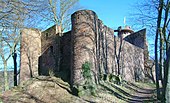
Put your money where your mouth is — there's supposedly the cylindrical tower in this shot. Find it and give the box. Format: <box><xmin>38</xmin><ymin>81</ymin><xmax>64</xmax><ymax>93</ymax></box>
<box><xmin>118</xmin><ymin>26</ymin><xmax>134</xmax><ymax>39</ymax></box>
<box><xmin>71</xmin><ymin>10</ymin><xmax>98</xmax><ymax>86</ymax></box>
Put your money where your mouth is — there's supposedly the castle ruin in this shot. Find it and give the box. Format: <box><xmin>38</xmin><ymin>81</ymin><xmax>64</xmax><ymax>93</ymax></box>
<box><xmin>20</xmin><ymin>10</ymin><xmax>150</xmax><ymax>87</ymax></box>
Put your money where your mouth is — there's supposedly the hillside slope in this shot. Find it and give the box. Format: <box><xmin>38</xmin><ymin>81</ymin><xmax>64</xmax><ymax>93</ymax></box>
<box><xmin>0</xmin><ymin>76</ymin><xmax>87</xmax><ymax>103</ymax></box>
<box><xmin>0</xmin><ymin>76</ymin><xmax>157</xmax><ymax>103</ymax></box>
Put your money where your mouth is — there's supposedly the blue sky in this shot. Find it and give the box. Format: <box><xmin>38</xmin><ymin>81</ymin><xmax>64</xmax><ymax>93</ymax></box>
<box><xmin>79</xmin><ymin>0</ymin><xmax>138</xmax><ymax>29</ymax></box>
<box><xmin>79</xmin><ymin>0</ymin><xmax>154</xmax><ymax>57</ymax></box>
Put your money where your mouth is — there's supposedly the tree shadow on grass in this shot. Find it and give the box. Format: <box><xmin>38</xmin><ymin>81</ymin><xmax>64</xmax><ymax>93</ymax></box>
<box><xmin>111</xmin><ymin>83</ymin><xmax>156</xmax><ymax>102</ymax></box>
<box><xmin>124</xmin><ymin>81</ymin><xmax>155</xmax><ymax>91</ymax></box>
<box><xmin>100</xmin><ymin>82</ymin><xmax>157</xmax><ymax>103</ymax></box>
<box><xmin>123</xmin><ymin>81</ymin><xmax>155</xmax><ymax>94</ymax></box>
<box><xmin>99</xmin><ymin>83</ymin><xmax>133</xmax><ymax>102</ymax></box>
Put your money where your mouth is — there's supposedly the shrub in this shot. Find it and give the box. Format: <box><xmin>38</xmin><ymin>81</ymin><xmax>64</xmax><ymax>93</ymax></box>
<box><xmin>82</xmin><ymin>61</ymin><xmax>92</xmax><ymax>80</ymax></box>
<box><xmin>81</xmin><ymin>61</ymin><xmax>96</xmax><ymax>96</ymax></box>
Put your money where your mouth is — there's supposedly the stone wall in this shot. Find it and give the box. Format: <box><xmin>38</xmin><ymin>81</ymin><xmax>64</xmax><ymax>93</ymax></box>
<box><xmin>120</xmin><ymin>41</ymin><xmax>144</xmax><ymax>81</ymax></box>
<box><xmin>124</xmin><ymin>29</ymin><xmax>149</xmax><ymax>61</ymax></box>
<box><xmin>38</xmin><ymin>26</ymin><xmax>72</xmax><ymax>76</ymax></box>
<box><xmin>41</xmin><ymin>25</ymin><xmax>58</xmax><ymax>53</ymax></box>
<box><xmin>124</xmin><ymin>29</ymin><xmax>146</xmax><ymax>49</ymax></box>
<box><xmin>71</xmin><ymin>10</ymin><xmax>98</xmax><ymax>85</ymax></box>
<box><xmin>39</xmin><ymin>25</ymin><xmax>59</xmax><ymax>75</ymax></box>
<box><xmin>38</xmin><ymin>46</ymin><xmax>56</xmax><ymax>76</ymax></box>
<box><xmin>20</xmin><ymin>10</ymin><xmax>147</xmax><ymax>86</ymax></box>
<box><xmin>124</xmin><ymin>29</ymin><xmax>151</xmax><ymax>81</ymax></box>
<box><xmin>60</xmin><ymin>31</ymin><xmax>72</xmax><ymax>71</ymax></box>
<box><xmin>94</xmin><ymin>20</ymin><xmax>144</xmax><ymax>82</ymax></box>
<box><xmin>20</xmin><ymin>29</ymin><xmax>41</xmax><ymax>82</ymax></box>
<box><xmin>70</xmin><ymin>10</ymin><xmax>145</xmax><ymax>86</ymax></box>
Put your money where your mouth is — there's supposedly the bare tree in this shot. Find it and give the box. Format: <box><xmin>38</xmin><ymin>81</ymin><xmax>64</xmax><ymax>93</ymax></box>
<box><xmin>0</xmin><ymin>0</ymin><xmax>21</xmax><ymax>89</ymax></box>
<box><xmin>0</xmin><ymin>30</ymin><xmax>17</xmax><ymax>90</ymax></box>
<box><xmin>0</xmin><ymin>0</ymin><xmax>40</xmax><ymax>89</ymax></box>
<box><xmin>37</xmin><ymin>0</ymin><xmax>80</xmax><ymax>31</ymax></box>
<box><xmin>131</xmin><ymin>0</ymin><xmax>169</xmax><ymax>101</ymax></box>
<box><xmin>0</xmin><ymin>0</ymin><xmax>80</xmax><ymax>89</ymax></box>
<box><xmin>165</xmin><ymin>47</ymin><xmax>170</xmax><ymax>102</ymax></box>
<box><xmin>36</xmin><ymin>0</ymin><xmax>80</xmax><ymax>71</ymax></box>
<box><xmin>155</xmin><ymin>0</ymin><xmax>164</xmax><ymax>100</ymax></box>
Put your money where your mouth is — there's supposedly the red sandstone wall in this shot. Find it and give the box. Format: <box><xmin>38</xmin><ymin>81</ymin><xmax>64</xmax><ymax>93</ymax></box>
<box><xmin>20</xmin><ymin>10</ymin><xmax>147</xmax><ymax>85</ymax></box>
<box><xmin>41</xmin><ymin>25</ymin><xmax>58</xmax><ymax>53</ymax></box>
<box><xmin>20</xmin><ymin>29</ymin><xmax>41</xmax><ymax>83</ymax></box>
<box><xmin>97</xmin><ymin>20</ymin><xmax>144</xmax><ymax>82</ymax></box>
<box><xmin>60</xmin><ymin>31</ymin><xmax>71</xmax><ymax>71</ymax></box>
<box><xmin>120</xmin><ymin>40</ymin><xmax>144</xmax><ymax>81</ymax></box>
<box><xmin>39</xmin><ymin>25</ymin><xmax>59</xmax><ymax>75</ymax></box>
<box><xmin>71</xmin><ymin>10</ymin><xmax>98</xmax><ymax>85</ymax></box>
<box><xmin>71</xmin><ymin>10</ymin><xmax>145</xmax><ymax>85</ymax></box>
<box><xmin>38</xmin><ymin>46</ymin><xmax>56</xmax><ymax>76</ymax></box>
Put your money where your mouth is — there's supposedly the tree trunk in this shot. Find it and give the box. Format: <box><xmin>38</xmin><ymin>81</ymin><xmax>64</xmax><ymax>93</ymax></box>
<box><xmin>4</xmin><ymin>61</ymin><xmax>9</xmax><ymax>91</ymax></box>
<box><xmin>155</xmin><ymin>29</ymin><xmax>161</xmax><ymax>100</ymax></box>
<box><xmin>159</xmin><ymin>31</ymin><xmax>164</xmax><ymax>85</ymax></box>
<box><xmin>117</xmin><ymin>36</ymin><xmax>123</xmax><ymax>76</ymax></box>
<box><xmin>165</xmin><ymin>47</ymin><xmax>170</xmax><ymax>103</ymax></box>
<box><xmin>162</xmin><ymin>1</ymin><xmax>170</xmax><ymax>101</ymax></box>
<box><xmin>13</xmin><ymin>52</ymin><xmax>17</xmax><ymax>86</ymax></box>
<box><xmin>155</xmin><ymin>0</ymin><xmax>163</xmax><ymax>100</ymax></box>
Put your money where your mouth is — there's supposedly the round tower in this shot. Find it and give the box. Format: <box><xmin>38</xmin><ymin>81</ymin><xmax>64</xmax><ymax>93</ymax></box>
<box><xmin>71</xmin><ymin>10</ymin><xmax>98</xmax><ymax>86</ymax></box>
<box><xmin>118</xmin><ymin>25</ymin><xmax>134</xmax><ymax>39</ymax></box>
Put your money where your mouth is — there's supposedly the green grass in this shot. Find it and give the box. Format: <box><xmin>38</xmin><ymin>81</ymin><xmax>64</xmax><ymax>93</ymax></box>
<box><xmin>81</xmin><ymin>80</ymin><xmax>157</xmax><ymax>103</ymax></box>
<box><xmin>134</xmin><ymin>82</ymin><xmax>156</xmax><ymax>88</ymax></box>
